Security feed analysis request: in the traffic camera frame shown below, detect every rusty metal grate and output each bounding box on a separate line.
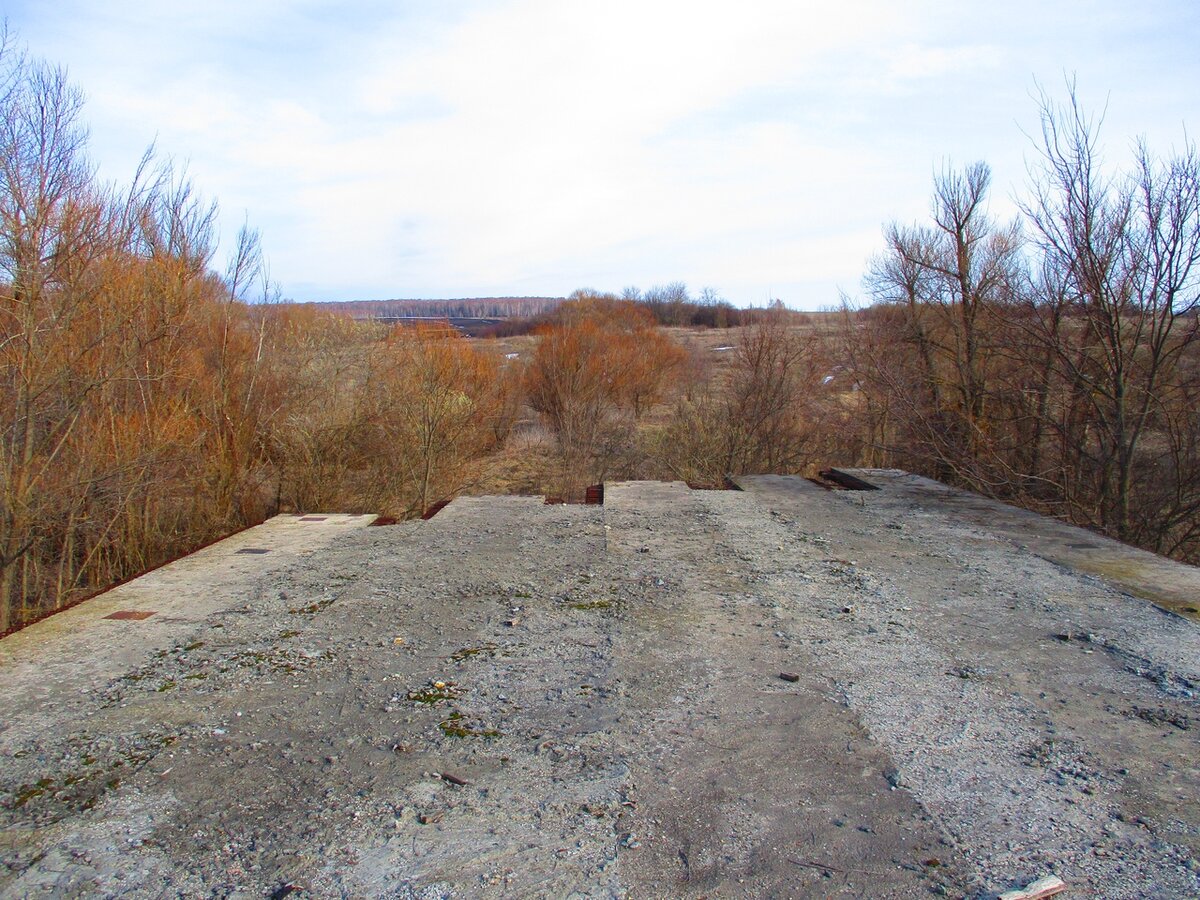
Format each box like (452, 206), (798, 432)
(299, 516), (328, 522)
(237, 548), (271, 554)
(104, 610), (155, 621)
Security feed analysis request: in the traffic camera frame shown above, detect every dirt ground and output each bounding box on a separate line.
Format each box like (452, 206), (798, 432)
(1, 473), (1198, 898)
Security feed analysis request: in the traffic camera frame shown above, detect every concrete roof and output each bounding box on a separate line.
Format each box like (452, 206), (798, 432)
(1, 476), (1197, 898)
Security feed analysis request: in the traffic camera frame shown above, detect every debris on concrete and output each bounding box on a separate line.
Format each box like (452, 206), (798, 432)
(998, 873), (1068, 900)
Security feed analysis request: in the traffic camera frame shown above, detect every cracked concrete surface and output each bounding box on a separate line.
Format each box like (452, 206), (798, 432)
(1, 475), (1197, 898)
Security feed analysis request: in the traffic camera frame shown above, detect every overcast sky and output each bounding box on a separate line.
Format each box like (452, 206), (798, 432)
(6, 1), (1198, 307)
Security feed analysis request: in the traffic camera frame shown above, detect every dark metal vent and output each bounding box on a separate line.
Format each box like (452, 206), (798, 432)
(818, 469), (879, 491)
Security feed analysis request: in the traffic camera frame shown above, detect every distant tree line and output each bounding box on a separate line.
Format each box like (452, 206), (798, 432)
(479, 285), (784, 337)
(303, 297), (565, 320)
(292, 286), (796, 337)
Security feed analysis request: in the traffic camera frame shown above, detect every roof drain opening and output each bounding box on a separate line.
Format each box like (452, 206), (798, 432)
(545, 484), (605, 505)
(688, 476), (741, 491)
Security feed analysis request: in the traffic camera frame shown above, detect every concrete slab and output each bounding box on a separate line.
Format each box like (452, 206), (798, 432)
(0, 514), (377, 748)
(735, 474), (1200, 893)
(0, 482), (1197, 898)
(730, 472), (829, 497)
(841, 468), (1200, 623)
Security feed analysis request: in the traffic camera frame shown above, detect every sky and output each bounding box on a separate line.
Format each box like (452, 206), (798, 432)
(5, 1), (1199, 308)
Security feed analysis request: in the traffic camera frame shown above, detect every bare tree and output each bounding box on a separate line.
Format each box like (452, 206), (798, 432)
(369, 323), (506, 515)
(1021, 83), (1200, 542)
(526, 295), (685, 495)
(844, 82), (1200, 564)
(660, 310), (826, 484)
(860, 161), (1023, 488)
(0, 49), (99, 628)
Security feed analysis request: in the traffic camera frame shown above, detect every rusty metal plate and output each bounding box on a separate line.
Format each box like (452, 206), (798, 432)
(104, 610), (155, 621)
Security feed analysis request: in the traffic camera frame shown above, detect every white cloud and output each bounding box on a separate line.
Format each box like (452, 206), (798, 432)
(6, 0), (1199, 305)
(887, 43), (1004, 81)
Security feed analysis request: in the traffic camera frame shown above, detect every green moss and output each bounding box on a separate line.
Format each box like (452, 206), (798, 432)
(156, 680), (176, 692)
(289, 597), (336, 615)
(1077, 558), (1200, 622)
(438, 712), (502, 739)
(567, 600), (612, 611)
(450, 643), (498, 661)
(12, 788), (43, 808)
(408, 682), (460, 704)
(11, 778), (54, 808)
(183, 641), (204, 652)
